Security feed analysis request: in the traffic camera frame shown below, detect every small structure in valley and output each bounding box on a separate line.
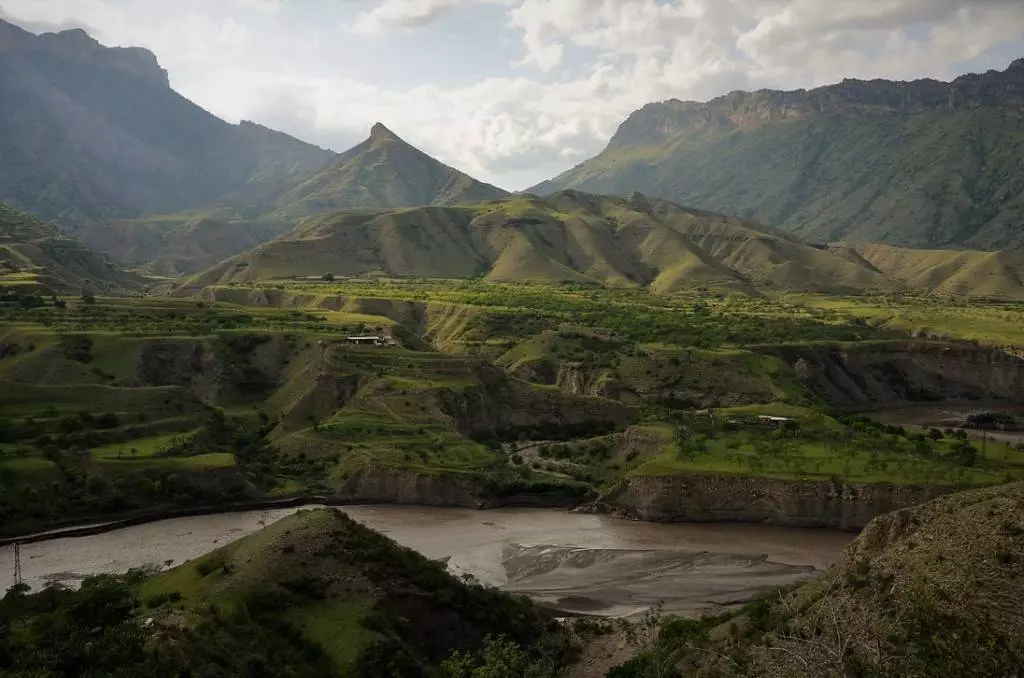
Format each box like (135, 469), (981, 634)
(345, 335), (396, 347)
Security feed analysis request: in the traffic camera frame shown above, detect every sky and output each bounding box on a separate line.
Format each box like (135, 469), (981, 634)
(1, 0), (1022, 190)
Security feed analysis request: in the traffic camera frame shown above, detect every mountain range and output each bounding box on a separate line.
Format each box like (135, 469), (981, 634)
(68, 123), (510, 275)
(2, 18), (1024, 288)
(185, 190), (1024, 299)
(0, 19), (334, 226)
(0, 19), (510, 275)
(532, 59), (1024, 250)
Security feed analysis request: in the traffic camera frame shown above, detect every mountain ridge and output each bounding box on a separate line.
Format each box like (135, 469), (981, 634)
(532, 59), (1024, 251)
(75, 123), (512, 275)
(0, 19), (334, 226)
(182, 190), (1024, 299)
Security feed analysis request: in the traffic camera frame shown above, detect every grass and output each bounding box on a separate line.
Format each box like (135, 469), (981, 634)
(793, 294), (1024, 346)
(0, 456), (58, 473)
(631, 423), (1024, 486)
(282, 598), (380, 671)
(91, 432), (197, 460)
(96, 452), (236, 470)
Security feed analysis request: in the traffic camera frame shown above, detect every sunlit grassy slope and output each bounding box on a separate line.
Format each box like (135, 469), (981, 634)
(182, 191), (1024, 299)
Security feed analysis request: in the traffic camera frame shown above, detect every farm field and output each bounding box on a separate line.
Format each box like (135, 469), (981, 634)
(2, 282), (1024, 535)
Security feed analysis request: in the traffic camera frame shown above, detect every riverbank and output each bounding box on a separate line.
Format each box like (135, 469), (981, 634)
(1, 469), (969, 545)
(589, 474), (956, 530)
(0, 504), (854, 617)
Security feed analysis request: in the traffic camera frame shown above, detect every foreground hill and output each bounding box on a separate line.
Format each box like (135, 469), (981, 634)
(75, 124), (511, 275)
(0, 19), (333, 225)
(187, 191), (1024, 298)
(0, 202), (142, 293)
(0, 508), (573, 676)
(533, 59), (1024, 250)
(619, 482), (1024, 677)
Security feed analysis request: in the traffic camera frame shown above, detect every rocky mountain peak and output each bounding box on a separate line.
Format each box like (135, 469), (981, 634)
(369, 122), (402, 142)
(1, 20), (170, 87)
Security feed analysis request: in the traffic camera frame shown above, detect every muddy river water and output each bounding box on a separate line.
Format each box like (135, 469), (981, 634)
(0, 506), (853, 617)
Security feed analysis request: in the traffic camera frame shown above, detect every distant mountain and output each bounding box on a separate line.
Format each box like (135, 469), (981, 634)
(0, 19), (334, 226)
(267, 122), (510, 216)
(75, 124), (512, 275)
(532, 59), (1024, 251)
(0, 202), (142, 293)
(182, 190), (1024, 299)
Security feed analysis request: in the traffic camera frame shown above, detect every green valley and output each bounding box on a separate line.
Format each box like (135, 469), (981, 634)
(3, 275), (1023, 537)
(1, 14), (1023, 678)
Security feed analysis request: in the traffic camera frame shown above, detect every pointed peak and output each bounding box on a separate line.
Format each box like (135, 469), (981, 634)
(369, 122), (402, 142)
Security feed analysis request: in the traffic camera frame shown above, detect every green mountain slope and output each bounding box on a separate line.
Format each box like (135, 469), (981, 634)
(832, 242), (1024, 298)
(73, 210), (293, 277)
(269, 123), (510, 216)
(185, 190), (1024, 298)
(0, 202), (143, 293)
(532, 59), (1024, 250)
(0, 19), (333, 226)
(72, 124), (511, 276)
(187, 191), (904, 294)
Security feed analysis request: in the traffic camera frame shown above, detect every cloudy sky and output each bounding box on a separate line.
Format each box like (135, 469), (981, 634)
(1, 0), (1022, 189)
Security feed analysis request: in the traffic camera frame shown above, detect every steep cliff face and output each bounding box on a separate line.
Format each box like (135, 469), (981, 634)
(337, 468), (482, 507)
(606, 58), (1024, 150)
(435, 365), (636, 437)
(595, 473), (952, 530)
(774, 342), (1024, 408)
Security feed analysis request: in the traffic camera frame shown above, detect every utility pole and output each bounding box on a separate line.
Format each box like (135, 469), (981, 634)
(317, 340), (328, 375)
(13, 542), (23, 587)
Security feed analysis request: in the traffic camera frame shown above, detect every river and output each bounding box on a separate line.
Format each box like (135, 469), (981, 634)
(0, 506), (853, 617)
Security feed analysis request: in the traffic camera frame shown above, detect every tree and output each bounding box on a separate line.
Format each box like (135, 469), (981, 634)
(441, 635), (555, 678)
(321, 273), (335, 281)
(958, 445), (978, 467)
(80, 292), (96, 305)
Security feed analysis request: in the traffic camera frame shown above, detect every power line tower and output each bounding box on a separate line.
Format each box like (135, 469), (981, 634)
(13, 542), (23, 587)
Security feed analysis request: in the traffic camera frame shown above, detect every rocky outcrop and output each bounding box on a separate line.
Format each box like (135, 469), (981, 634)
(337, 468), (482, 507)
(435, 365), (636, 437)
(592, 473), (953, 531)
(769, 341), (1024, 408)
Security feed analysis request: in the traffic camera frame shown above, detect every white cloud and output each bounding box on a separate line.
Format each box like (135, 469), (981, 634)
(1, 0), (1022, 188)
(352, 0), (468, 34)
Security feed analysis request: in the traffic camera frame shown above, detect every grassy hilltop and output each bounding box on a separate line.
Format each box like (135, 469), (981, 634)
(0, 508), (575, 676)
